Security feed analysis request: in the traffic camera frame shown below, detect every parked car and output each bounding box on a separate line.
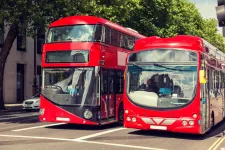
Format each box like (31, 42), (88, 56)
(22, 93), (40, 111)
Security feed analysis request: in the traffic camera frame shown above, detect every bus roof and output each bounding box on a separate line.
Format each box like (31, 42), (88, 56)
(134, 35), (204, 52)
(134, 35), (225, 62)
(49, 15), (146, 39)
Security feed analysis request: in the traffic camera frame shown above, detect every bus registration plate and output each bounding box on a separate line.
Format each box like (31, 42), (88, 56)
(150, 125), (167, 130)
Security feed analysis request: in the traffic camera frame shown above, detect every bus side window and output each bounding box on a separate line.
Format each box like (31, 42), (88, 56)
(127, 36), (135, 50)
(115, 70), (124, 94)
(121, 34), (134, 50)
(104, 27), (111, 44)
(94, 24), (103, 42)
(108, 70), (115, 94)
(111, 29), (120, 47)
(121, 34), (128, 48)
(101, 70), (108, 94)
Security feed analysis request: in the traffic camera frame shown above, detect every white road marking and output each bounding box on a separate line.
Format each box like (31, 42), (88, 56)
(78, 140), (168, 150)
(0, 134), (167, 150)
(212, 136), (225, 150)
(208, 137), (222, 150)
(74, 127), (125, 140)
(12, 123), (66, 131)
(0, 134), (74, 141)
(0, 114), (38, 121)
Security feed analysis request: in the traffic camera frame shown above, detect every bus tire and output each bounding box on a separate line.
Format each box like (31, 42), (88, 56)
(211, 112), (215, 127)
(118, 104), (124, 125)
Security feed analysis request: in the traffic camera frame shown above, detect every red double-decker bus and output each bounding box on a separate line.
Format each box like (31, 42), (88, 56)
(124, 35), (225, 134)
(39, 15), (145, 125)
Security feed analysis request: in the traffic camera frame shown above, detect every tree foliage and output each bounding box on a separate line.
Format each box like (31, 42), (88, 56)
(201, 18), (225, 52)
(0, 0), (225, 109)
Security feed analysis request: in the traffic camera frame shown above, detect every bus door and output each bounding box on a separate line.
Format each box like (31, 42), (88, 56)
(200, 58), (210, 133)
(100, 69), (116, 121)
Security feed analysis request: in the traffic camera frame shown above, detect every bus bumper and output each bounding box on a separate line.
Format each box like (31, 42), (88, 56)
(39, 97), (99, 125)
(124, 116), (201, 134)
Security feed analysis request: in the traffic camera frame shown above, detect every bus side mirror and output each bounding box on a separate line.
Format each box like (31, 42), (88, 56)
(200, 70), (207, 84)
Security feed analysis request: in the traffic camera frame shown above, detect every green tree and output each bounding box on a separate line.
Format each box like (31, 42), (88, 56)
(131, 0), (204, 37)
(0, 0), (140, 110)
(201, 18), (225, 52)
(0, 0), (87, 110)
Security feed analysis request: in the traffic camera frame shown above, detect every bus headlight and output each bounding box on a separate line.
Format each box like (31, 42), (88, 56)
(182, 120), (188, 126)
(39, 108), (45, 115)
(84, 109), (93, 119)
(189, 120), (194, 126)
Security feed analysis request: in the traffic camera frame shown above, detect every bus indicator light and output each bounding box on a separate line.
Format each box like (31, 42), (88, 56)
(132, 117), (137, 122)
(127, 117), (131, 121)
(193, 114), (197, 118)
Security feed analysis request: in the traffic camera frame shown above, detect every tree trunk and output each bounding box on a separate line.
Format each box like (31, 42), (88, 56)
(0, 23), (18, 110)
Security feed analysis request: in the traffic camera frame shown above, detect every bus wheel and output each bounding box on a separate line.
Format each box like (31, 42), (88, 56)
(211, 113), (215, 127)
(118, 104), (124, 125)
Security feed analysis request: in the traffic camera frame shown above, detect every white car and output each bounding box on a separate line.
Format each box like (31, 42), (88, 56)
(22, 93), (40, 111)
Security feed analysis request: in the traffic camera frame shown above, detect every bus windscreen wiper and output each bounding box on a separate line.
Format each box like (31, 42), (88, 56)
(129, 63), (144, 69)
(153, 63), (191, 71)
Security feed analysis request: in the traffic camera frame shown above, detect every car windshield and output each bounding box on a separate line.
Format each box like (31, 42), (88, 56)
(42, 67), (98, 106)
(127, 64), (198, 109)
(46, 25), (95, 43)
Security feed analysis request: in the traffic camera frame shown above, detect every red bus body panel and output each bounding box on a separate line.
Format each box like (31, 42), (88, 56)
(40, 16), (146, 125)
(40, 95), (98, 125)
(124, 35), (204, 134)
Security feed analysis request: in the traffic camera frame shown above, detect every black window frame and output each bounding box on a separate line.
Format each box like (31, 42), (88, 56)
(0, 22), (4, 47)
(17, 27), (26, 51)
(37, 28), (45, 54)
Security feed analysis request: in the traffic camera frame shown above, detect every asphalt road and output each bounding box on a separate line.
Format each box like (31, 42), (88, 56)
(0, 111), (225, 150)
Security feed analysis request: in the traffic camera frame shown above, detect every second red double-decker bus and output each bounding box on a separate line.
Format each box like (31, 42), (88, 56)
(124, 35), (225, 134)
(39, 15), (145, 125)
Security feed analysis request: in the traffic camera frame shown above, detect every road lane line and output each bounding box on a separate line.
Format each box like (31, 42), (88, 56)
(212, 136), (225, 150)
(78, 140), (168, 150)
(208, 138), (222, 150)
(0, 134), (166, 150)
(0, 115), (38, 121)
(0, 134), (74, 141)
(12, 123), (66, 131)
(74, 127), (125, 140)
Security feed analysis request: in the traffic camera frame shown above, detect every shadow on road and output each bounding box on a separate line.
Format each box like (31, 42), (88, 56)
(0, 110), (39, 124)
(47, 123), (122, 131)
(128, 120), (225, 140)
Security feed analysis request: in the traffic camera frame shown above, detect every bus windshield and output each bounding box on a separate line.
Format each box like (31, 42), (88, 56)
(46, 25), (96, 43)
(42, 67), (98, 106)
(127, 49), (198, 109)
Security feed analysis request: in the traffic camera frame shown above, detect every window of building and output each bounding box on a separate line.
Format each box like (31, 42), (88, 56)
(37, 28), (45, 54)
(37, 66), (42, 92)
(0, 22), (4, 47)
(17, 28), (26, 51)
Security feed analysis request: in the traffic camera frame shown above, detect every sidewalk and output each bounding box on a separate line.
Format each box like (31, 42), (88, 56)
(0, 103), (23, 113)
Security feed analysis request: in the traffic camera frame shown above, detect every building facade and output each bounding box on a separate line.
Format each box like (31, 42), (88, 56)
(0, 24), (45, 104)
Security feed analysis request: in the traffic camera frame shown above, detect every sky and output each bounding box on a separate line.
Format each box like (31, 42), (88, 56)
(188, 0), (223, 35)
